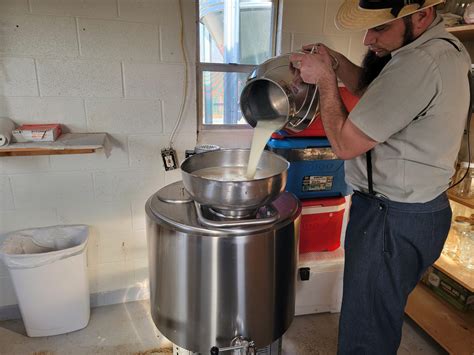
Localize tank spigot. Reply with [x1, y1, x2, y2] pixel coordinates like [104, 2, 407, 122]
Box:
[209, 337, 255, 354]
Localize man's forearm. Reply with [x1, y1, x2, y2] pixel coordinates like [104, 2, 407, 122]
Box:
[318, 72, 378, 160]
[332, 52, 364, 96]
[318, 75, 350, 159]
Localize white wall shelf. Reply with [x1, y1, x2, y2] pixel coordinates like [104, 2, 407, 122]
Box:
[0, 133, 108, 157]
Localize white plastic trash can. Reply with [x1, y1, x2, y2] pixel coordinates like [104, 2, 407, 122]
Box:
[0, 225, 90, 337]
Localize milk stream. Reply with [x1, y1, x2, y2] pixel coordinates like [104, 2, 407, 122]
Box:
[246, 119, 285, 179]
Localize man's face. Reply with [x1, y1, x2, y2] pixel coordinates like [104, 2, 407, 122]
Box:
[357, 16, 415, 92]
[363, 17, 411, 57]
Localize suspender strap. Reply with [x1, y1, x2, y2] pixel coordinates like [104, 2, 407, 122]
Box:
[366, 150, 375, 195]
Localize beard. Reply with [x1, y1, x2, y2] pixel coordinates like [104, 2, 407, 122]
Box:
[357, 16, 416, 93]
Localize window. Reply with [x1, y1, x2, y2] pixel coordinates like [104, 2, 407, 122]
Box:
[197, 0, 279, 128]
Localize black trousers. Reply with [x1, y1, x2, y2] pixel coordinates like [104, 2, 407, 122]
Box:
[337, 191, 451, 354]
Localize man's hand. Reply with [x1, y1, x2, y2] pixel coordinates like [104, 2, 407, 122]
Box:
[289, 45, 336, 86]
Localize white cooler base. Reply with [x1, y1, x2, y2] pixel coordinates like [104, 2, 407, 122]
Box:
[295, 248, 344, 316]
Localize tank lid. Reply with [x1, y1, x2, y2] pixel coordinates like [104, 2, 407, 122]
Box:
[146, 181, 301, 236]
[156, 181, 193, 204]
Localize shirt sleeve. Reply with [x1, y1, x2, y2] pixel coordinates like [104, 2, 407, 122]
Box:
[348, 48, 441, 143]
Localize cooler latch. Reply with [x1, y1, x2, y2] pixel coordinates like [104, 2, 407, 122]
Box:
[299, 267, 311, 281]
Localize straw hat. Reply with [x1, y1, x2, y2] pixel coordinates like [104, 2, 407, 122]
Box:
[335, 0, 445, 31]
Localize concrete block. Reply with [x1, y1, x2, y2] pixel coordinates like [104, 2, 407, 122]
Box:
[131, 198, 147, 232]
[0, 156, 51, 175]
[0, 208, 59, 235]
[30, 0, 118, 18]
[57, 201, 132, 236]
[93, 169, 164, 204]
[282, 0, 325, 34]
[96, 261, 134, 292]
[293, 33, 350, 58]
[0, 97, 87, 133]
[10, 172, 94, 209]
[131, 258, 149, 286]
[156, 0, 195, 63]
[324, 0, 345, 34]
[0, 57, 38, 96]
[78, 18, 159, 62]
[0, 0, 28, 14]
[97, 232, 130, 264]
[118, 0, 178, 23]
[37, 59, 122, 97]
[87, 266, 98, 294]
[0, 14, 78, 58]
[85, 99, 162, 134]
[128, 134, 170, 168]
[0, 177, 14, 212]
[123, 62, 185, 99]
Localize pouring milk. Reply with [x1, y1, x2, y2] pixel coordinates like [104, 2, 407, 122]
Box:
[246, 118, 285, 179]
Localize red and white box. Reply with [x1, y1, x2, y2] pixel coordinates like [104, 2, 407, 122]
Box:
[300, 197, 346, 253]
[12, 124, 62, 143]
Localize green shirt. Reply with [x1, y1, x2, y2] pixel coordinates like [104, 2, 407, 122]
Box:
[346, 16, 472, 202]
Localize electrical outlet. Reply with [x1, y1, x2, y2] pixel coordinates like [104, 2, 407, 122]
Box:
[161, 148, 178, 171]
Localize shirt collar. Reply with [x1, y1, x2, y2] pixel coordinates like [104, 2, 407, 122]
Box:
[391, 15, 455, 56]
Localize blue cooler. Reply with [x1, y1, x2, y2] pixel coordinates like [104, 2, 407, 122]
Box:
[266, 137, 350, 199]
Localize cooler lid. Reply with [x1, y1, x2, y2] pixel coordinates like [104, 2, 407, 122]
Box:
[146, 181, 301, 236]
[301, 197, 346, 208]
[298, 247, 345, 268]
[267, 137, 330, 149]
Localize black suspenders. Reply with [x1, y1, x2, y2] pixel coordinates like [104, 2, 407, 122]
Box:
[364, 37, 464, 195]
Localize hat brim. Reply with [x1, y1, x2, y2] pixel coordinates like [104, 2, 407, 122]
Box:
[335, 0, 445, 31]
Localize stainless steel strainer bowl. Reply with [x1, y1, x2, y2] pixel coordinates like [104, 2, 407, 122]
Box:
[180, 149, 289, 217]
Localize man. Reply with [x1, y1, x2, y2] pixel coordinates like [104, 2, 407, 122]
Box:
[290, 0, 471, 354]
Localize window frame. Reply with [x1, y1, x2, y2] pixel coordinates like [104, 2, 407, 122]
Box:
[196, 0, 280, 131]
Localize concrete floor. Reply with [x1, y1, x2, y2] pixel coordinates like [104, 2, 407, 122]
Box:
[0, 300, 446, 355]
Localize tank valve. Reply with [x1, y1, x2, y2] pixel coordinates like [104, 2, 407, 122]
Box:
[209, 337, 255, 354]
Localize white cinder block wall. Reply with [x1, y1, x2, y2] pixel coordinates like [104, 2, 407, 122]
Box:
[0, 0, 364, 314]
[0, 0, 197, 312]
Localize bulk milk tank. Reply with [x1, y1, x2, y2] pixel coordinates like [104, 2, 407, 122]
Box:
[146, 149, 301, 354]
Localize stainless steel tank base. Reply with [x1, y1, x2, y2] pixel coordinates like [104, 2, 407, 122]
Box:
[146, 181, 301, 354]
[172, 338, 282, 355]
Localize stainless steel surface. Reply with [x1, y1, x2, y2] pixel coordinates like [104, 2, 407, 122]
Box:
[156, 181, 193, 204]
[146, 182, 301, 354]
[240, 54, 319, 134]
[195, 144, 220, 154]
[180, 149, 289, 218]
[195, 202, 280, 228]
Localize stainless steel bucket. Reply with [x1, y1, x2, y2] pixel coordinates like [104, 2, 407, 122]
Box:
[240, 54, 319, 134]
[146, 181, 301, 353]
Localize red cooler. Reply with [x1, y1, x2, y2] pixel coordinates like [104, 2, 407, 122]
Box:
[300, 197, 346, 253]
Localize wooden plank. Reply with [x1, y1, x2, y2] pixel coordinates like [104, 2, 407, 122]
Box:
[405, 284, 474, 355]
[0, 148, 96, 157]
[447, 24, 474, 41]
[447, 190, 474, 209]
[434, 253, 474, 293]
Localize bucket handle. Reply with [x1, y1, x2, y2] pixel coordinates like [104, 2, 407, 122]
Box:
[288, 84, 319, 128]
